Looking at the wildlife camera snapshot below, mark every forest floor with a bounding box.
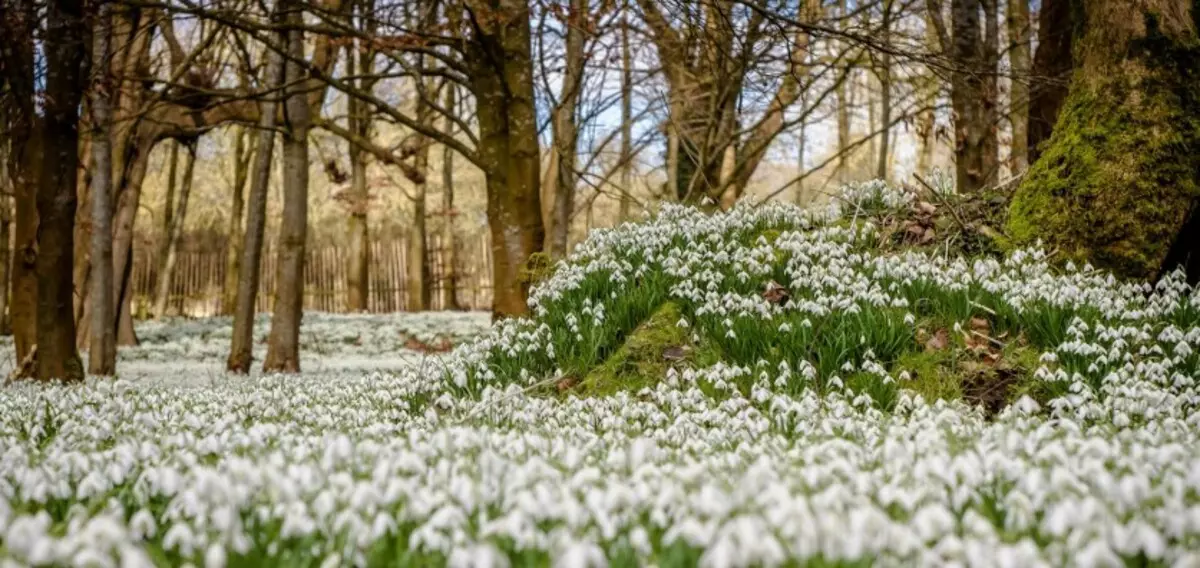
[2,181,1200,566]
[0,312,491,382]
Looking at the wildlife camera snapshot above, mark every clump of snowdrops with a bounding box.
[3,181,1200,567]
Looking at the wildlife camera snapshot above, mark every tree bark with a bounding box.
[949,0,1000,192]
[344,2,373,312]
[1007,0,1031,173]
[546,0,587,259]
[464,0,544,319]
[227,17,285,374]
[263,2,310,373]
[1026,0,1074,163]
[222,128,253,315]
[618,6,634,221]
[1009,0,1200,281]
[836,0,851,185]
[2,0,39,366]
[153,142,195,318]
[875,0,894,181]
[37,0,87,381]
[440,83,461,311]
[88,1,117,376]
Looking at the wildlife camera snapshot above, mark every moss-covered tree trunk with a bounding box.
[1008,0,1200,280]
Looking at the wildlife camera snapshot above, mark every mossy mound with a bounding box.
[574,302,721,397]
[450,197,1200,420]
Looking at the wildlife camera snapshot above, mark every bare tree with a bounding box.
[1,0,39,369]
[440,83,462,311]
[36,0,87,380]
[263,0,312,373]
[1006,0,1030,173]
[545,0,589,259]
[227,14,287,375]
[222,127,255,315]
[89,0,117,376]
[153,142,196,318]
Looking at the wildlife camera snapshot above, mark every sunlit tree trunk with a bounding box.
[464,0,544,319]
[876,0,894,181]
[263,2,310,373]
[836,0,851,185]
[36,0,86,381]
[227,18,285,374]
[88,1,117,376]
[344,1,373,312]
[222,128,253,315]
[546,0,587,259]
[1007,0,1031,173]
[440,83,462,311]
[618,6,634,221]
[153,142,195,318]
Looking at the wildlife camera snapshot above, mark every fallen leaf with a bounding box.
[925,329,949,351]
[762,280,791,306]
[556,377,578,393]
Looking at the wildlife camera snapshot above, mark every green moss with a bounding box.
[520,251,555,286]
[578,302,721,397]
[892,349,963,403]
[1008,16,1200,279]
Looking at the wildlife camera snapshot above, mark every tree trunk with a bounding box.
[344,12,372,312]
[36,0,86,381]
[440,84,462,311]
[546,0,587,259]
[950,0,999,192]
[2,0,39,365]
[1026,0,1074,163]
[618,7,634,221]
[405,148,431,311]
[464,0,544,319]
[0,106,12,336]
[1009,0,1200,281]
[227,19,285,374]
[88,1,116,376]
[875,0,894,181]
[1007,0,1031,173]
[153,142,195,318]
[222,128,252,315]
[836,0,851,185]
[109,134,152,346]
[263,4,310,373]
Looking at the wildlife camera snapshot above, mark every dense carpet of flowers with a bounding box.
[3,183,1200,566]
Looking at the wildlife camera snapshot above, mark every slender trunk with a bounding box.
[440,84,461,311]
[227,16,285,374]
[405,69,434,312]
[222,128,252,315]
[0,108,11,336]
[110,140,150,346]
[37,0,86,381]
[981,0,999,181]
[465,1,543,319]
[3,0,38,364]
[618,6,634,221]
[345,14,371,312]
[875,1,893,181]
[153,143,194,318]
[836,0,850,185]
[1007,0,1031,173]
[263,3,310,373]
[950,0,998,192]
[796,114,807,205]
[88,1,116,376]
[546,0,587,259]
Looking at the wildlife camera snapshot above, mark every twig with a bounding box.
[912,172,971,236]
[970,330,1007,348]
[969,301,997,315]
